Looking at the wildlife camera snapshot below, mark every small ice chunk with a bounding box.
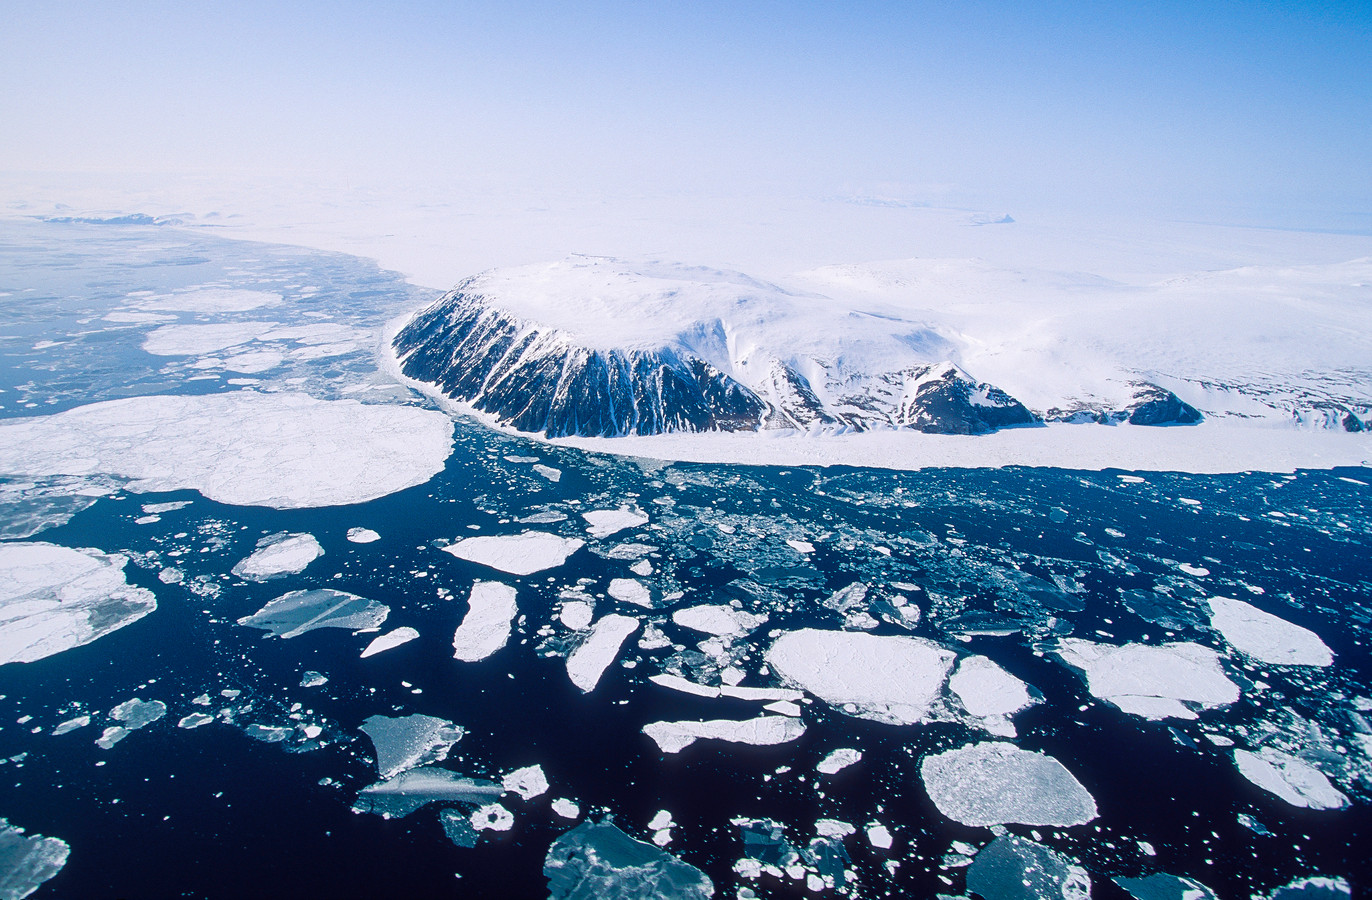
[346,528,380,544]
[642,715,806,754]
[452,582,519,662]
[815,819,855,838]
[231,533,323,581]
[503,765,549,800]
[544,820,713,900]
[52,715,90,736]
[1207,597,1333,667]
[866,824,893,850]
[0,818,70,899]
[532,464,562,482]
[237,589,389,639]
[649,673,721,698]
[966,834,1090,900]
[1115,873,1219,900]
[361,626,420,658]
[443,532,584,576]
[671,605,766,637]
[1053,639,1239,720]
[765,629,955,725]
[607,578,653,608]
[648,810,674,831]
[785,539,815,554]
[551,798,580,819]
[300,671,328,687]
[244,724,291,743]
[566,615,639,693]
[582,508,649,538]
[559,600,595,631]
[629,559,652,577]
[1233,748,1349,810]
[921,742,1098,827]
[471,803,514,832]
[949,656,1035,718]
[764,700,801,716]
[817,748,862,775]
[353,766,502,818]
[111,698,167,730]
[178,713,214,729]
[360,714,466,780]
[95,726,129,749]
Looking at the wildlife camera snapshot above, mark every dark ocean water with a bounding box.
[0,221,1368,899]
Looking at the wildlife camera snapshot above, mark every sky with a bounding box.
[2,1,1370,228]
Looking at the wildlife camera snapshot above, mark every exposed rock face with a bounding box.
[1126,383,1203,426]
[895,363,1039,435]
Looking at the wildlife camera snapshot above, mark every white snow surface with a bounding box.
[671,604,767,637]
[1233,748,1349,810]
[550,798,580,819]
[131,288,282,313]
[346,527,381,544]
[0,542,157,665]
[642,715,807,754]
[582,507,649,538]
[1054,639,1240,720]
[607,578,652,608]
[921,742,1099,827]
[817,748,863,775]
[231,533,322,581]
[565,614,639,692]
[0,392,454,508]
[361,627,420,658]
[442,532,584,576]
[142,322,278,355]
[765,629,956,725]
[502,765,550,800]
[949,655,1035,718]
[1206,597,1333,667]
[451,582,519,662]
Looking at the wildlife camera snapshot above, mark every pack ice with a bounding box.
[566,615,639,692]
[1053,639,1239,720]
[544,820,714,900]
[0,542,156,665]
[0,392,454,508]
[0,818,70,900]
[451,582,519,661]
[1206,597,1333,667]
[231,533,322,580]
[965,833,1091,900]
[237,589,389,639]
[1233,748,1349,810]
[442,532,584,576]
[920,742,1098,827]
[642,715,806,754]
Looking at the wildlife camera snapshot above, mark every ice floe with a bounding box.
[131,287,282,313]
[965,834,1090,900]
[503,765,549,800]
[353,766,502,818]
[1206,597,1333,667]
[1114,873,1219,900]
[1233,748,1349,810]
[642,715,806,754]
[670,605,766,637]
[551,798,580,819]
[0,542,157,665]
[582,508,649,538]
[0,818,70,900]
[346,527,380,544]
[451,582,519,662]
[558,600,595,631]
[865,824,892,850]
[360,714,465,780]
[921,742,1098,827]
[0,392,454,508]
[230,533,322,580]
[816,748,862,775]
[471,803,514,832]
[142,322,277,356]
[566,614,639,692]
[764,629,955,724]
[439,808,481,848]
[1262,876,1352,899]
[361,627,419,658]
[1053,639,1239,720]
[544,820,714,900]
[178,713,213,729]
[607,578,652,608]
[237,589,389,639]
[51,716,89,736]
[443,532,584,576]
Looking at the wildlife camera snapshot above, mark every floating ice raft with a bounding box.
[1206,597,1333,667]
[353,766,502,818]
[544,820,714,900]
[642,715,806,754]
[443,532,584,576]
[921,742,1098,827]
[0,818,70,900]
[231,533,322,581]
[237,589,389,639]
[360,714,465,780]
[451,582,519,661]
[1053,639,1239,720]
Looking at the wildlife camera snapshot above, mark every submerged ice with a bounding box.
[237,589,389,639]
[360,714,466,780]
[544,820,714,900]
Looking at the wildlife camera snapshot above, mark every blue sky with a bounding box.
[2,1,1368,224]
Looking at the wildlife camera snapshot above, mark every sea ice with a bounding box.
[51,716,90,736]
[559,600,595,631]
[439,808,482,849]
[451,582,519,662]
[178,713,213,729]
[1233,748,1349,810]
[142,322,278,356]
[360,714,465,780]
[503,765,549,800]
[300,671,328,687]
[533,464,562,482]
[1263,876,1352,899]
[965,834,1091,900]
[582,508,649,539]
[95,727,129,749]
[671,605,767,637]
[230,533,322,580]
[361,627,419,658]
[111,698,166,731]
[816,748,862,775]
[0,392,454,509]
[346,527,381,544]
[443,532,584,576]
[131,287,282,313]
[607,578,653,608]
[470,803,514,832]
[0,818,70,900]
[642,715,806,754]
[544,820,714,900]
[0,542,157,665]
[1114,873,1219,900]
[866,824,892,850]
[948,656,1035,718]
[921,742,1098,827]
[551,798,580,819]
[765,629,955,724]
[1206,597,1333,667]
[237,589,389,639]
[649,674,721,698]
[1053,639,1239,720]
[353,766,502,818]
[566,615,639,693]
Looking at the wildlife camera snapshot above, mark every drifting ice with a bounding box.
[544,820,714,900]
[503,765,550,800]
[451,582,519,662]
[359,714,465,780]
[671,605,766,637]
[0,818,70,900]
[566,615,640,692]
[237,589,389,639]
[1233,748,1349,810]
[361,627,420,658]
[1206,597,1333,667]
[642,715,805,754]
[231,533,322,581]
[443,532,584,576]
[582,508,649,538]
[1053,639,1239,720]
[921,742,1098,827]
[353,766,502,818]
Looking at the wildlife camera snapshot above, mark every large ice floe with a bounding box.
[642,715,806,754]
[236,589,389,639]
[948,655,1037,736]
[581,508,649,538]
[0,818,70,900]
[544,820,714,900]
[1232,748,1349,810]
[670,604,767,637]
[920,742,1098,827]
[230,533,323,580]
[1052,639,1239,720]
[442,532,584,576]
[965,834,1091,900]
[353,766,503,818]
[0,392,453,508]
[1206,597,1333,667]
[764,629,955,724]
[0,542,157,665]
[451,582,519,661]
[566,614,640,692]
[360,714,466,780]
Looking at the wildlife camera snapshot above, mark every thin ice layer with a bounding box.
[0,392,454,509]
[1233,748,1349,810]
[230,533,322,581]
[643,715,806,754]
[1114,873,1219,900]
[0,542,157,665]
[765,629,955,724]
[443,532,584,576]
[361,627,419,658]
[921,742,1098,827]
[0,818,70,900]
[1207,597,1333,667]
[237,589,389,639]
[566,615,639,692]
[451,582,519,662]
[353,766,502,818]
[544,820,714,900]
[965,834,1091,900]
[359,714,466,780]
[1053,639,1239,720]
